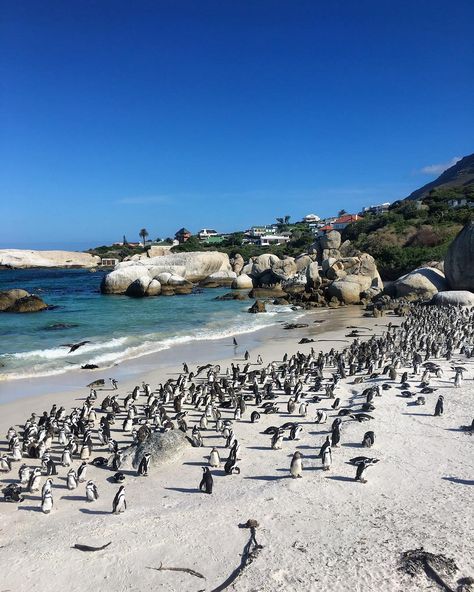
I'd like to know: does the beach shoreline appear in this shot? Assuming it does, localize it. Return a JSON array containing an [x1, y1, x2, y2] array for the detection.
[[1, 304, 472, 592]]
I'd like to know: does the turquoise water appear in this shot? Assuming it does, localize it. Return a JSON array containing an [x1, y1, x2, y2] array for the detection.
[[0, 269, 297, 380]]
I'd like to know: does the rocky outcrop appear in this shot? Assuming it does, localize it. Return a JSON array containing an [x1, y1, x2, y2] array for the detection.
[[200, 270, 237, 287], [326, 280, 361, 305], [0, 290, 49, 313], [0, 249, 100, 269], [248, 300, 266, 313], [231, 274, 254, 290], [390, 266, 447, 299], [120, 430, 191, 470], [431, 291, 474, 307], [146, 245, 173, 258], [231, 253, 245, 275], [444, 221, 474, 291], [101, 251, 232, 295]]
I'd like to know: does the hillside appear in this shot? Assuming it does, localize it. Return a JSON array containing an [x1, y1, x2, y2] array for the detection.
[[405, 153, 474, 201]]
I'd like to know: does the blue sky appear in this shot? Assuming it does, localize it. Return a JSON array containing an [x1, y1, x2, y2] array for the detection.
[[1, 0, 473, 250]]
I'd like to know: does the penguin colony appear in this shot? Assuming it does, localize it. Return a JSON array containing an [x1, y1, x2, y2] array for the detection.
[[1, 303, 473, 513]]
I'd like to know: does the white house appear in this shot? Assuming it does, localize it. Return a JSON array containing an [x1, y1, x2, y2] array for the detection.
[[259, 235, 290, 246], [198, 228, 219, 240], [303, 213, 321, 223]]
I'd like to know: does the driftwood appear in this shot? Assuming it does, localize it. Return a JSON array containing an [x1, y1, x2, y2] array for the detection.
[[73, 542, 112, 552], [210, 520, 263, 592], [147, 564, 205, 579]]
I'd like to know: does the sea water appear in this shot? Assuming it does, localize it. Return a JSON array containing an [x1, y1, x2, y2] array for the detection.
[[0, 269, 300, 380]]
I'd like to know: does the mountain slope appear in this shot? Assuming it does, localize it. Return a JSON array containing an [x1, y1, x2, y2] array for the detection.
[[405, 153, 474, 201]]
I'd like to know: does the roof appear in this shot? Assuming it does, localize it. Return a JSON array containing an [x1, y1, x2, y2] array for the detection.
[[175, 228, 191, 234], [334, 214, 362, 224], [319, 225, 334, 232]]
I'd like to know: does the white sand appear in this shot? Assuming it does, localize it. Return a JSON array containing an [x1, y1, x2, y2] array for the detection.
[[0, 306, 472, 592]]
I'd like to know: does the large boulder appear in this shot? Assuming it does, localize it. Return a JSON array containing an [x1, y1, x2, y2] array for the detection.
[[392, 266, 447, 299], [125, 277, 150, 297], [232, 273, 254, 290], [0, 289, 30, 311], [101, 265, 151, 294], [431, 291, 474, 307], [231, 253, 245, 275], [101, 251, 232, 294], [6, 295, 49, 313], [295, 254, 314, 272], [0, 249, 100, 269], [120, 430, 191, 470], [444, 222, 474, 291], [306, 262, 321, 289], [146, 245, 172, 258], [248, 300, 266, 313], [320, 230, 341, 250], [146, 279, 162, 296], [326, 280, 362, 304], [200, 270, 237, 287], [249, 254, 281, 276], [271, 257, 297, 281]]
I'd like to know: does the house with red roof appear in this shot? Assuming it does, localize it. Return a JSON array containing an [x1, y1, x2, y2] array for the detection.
[[332, 214, 362, 230]]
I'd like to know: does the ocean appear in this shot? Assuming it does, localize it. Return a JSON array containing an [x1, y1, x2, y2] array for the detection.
[[0, 268, 300, 381]]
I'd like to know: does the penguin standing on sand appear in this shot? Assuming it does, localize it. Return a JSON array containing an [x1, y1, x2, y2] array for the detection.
[[209, 447, 221, 468], [290, 451, 303, 478], [355, 460, 372, 483], [67, 468, 78, 490], [362, 431, 375, 448], [322, 445, 332, 471], [112, 486, 126, 513], [41, 490, 54, 514], [271, 430, 284, 450], [331, 424, 341, 448], [199, 467, 213, 494], [77, 461, 88, 483], [315, 410, 327, 424], [86, 480, 99, 502], [137, 453, 151, 476], [250, 411, 261, 423], [28, 468, 42, 493], [19, 464, 30, 484], [61, 448, 72, 467], [434, 395, 444, 417]]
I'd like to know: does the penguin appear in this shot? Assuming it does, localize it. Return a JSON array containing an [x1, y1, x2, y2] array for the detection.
[[77, 461, 88, 483], [209, 447, 221, 468], [61, 448, 72, 467], [250, 411, 261, 423], [331, 398, 341, 410], [290, 451, 303, 478], [199, 414, 208, 430], [271, 430, 284, 450], [319, 436, 331, 458], [199, 467, 213, 494], [41, 490, 54, 514], [137, 453, 151, 476], [67, 468, 78, 490], [289, 424, 303, 441], [299, 402, 308, 417], [28, 467, 42, 492], [315, 410, 327, 424], [331, 425, 341, 448], [19, 463, 31, 484], [362, 431, 375, 448], [224, 449, 240, 475], [86, 480, 99, 502], [46, 457, 58, 476], [355, 460, 372, 483], [434, 395, 444, 417], [41, 477, 53, 499], [112, 485, 127, 513], [322, 445, 332, 471], [0, 455, 11, 472], [287, 398, 296, 414]]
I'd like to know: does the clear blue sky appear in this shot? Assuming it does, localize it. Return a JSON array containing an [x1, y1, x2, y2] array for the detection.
[[1, 0, 473, 249]]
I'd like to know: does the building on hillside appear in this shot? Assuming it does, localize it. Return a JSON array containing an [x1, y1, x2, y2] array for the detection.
[[100, 258, 119, 267], [448, 198, 474, 209], [361, 202, 391, 215], [303, 213, 321, 223], [332, 214, 362, 230], [198, 228, 219, 241], [317, 224, 334, 235], [259, 234, 290, 246], [175, 228, 192, 243], [247, 225, 277, 238]]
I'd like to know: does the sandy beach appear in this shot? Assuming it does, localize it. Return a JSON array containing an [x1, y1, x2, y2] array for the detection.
[[1, 305, 473, 592]]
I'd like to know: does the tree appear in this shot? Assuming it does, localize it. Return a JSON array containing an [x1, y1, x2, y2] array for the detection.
[[139, 228, 149, 247], [338, 209, 347, 217], [284, 215, 291, 224], [276, 217, 284, 225], [123, 235, 128, 245]]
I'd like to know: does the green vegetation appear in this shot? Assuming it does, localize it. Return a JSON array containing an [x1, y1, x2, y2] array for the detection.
[[87, 244, 146, 260], [343, 186, 473, 279], [171, 224, 315, 260]]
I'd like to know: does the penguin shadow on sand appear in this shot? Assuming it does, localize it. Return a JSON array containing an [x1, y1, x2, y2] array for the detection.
[[163, 486, 201, 494], [80, 508, 111, 515], [401, 411, 434, 417], [442, 476, 474, 486], [325, 475, 355, 483], [244, 474, 287, 481], [61, 495, 86, 502]]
